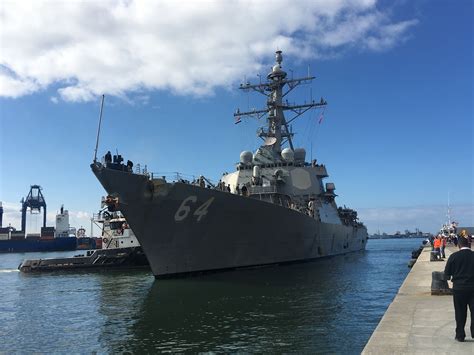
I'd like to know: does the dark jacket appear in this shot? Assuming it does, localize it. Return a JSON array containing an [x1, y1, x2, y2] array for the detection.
[[444, 248, 474, 290]]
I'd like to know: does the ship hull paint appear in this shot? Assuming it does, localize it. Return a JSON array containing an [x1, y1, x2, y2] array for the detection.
[[0, 237, 78, 253], [92, 164, 368, 277]]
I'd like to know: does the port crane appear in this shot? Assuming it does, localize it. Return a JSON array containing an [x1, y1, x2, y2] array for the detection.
[[20, 185, 47, 233]]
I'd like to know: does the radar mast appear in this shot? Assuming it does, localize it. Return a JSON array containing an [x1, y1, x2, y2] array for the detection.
[[234, 50, 327, 156]]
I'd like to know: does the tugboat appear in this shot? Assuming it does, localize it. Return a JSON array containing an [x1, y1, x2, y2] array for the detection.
[[18, 206, 148, 273], [91, 50, 368, 278], [97, 209, 141, 250]]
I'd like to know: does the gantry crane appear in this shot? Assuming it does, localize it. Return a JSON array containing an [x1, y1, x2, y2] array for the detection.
[[20, 185, 47, 233]]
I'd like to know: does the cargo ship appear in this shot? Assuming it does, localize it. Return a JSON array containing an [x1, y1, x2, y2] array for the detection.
[[0, 186, 77, 253], [76, 227, 103, 250]]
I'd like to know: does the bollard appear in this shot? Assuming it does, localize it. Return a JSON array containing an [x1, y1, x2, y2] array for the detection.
[[430, 251, 441, 262], [431, 271, 451, 295]]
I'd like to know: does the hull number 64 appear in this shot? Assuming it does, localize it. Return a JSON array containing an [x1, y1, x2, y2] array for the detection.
[[174, 196, 215, 222]]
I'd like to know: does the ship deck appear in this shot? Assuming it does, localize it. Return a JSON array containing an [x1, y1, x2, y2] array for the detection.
[[362, 245, 474, 354]]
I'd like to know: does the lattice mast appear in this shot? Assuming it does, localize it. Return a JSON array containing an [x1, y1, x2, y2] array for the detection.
[[234, 50, 327, 155]]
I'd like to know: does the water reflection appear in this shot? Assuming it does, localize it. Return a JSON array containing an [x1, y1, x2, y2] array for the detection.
[[107, 251, 376, 353]]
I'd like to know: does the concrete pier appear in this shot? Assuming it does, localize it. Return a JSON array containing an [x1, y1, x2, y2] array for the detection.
[[363, 246, 474, 354]]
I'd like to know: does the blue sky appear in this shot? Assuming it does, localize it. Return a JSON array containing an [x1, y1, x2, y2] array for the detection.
[[0, 0, 472, 235]]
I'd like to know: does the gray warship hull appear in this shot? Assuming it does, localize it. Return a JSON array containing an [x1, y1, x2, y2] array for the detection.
[[92, 163, 368, 278]]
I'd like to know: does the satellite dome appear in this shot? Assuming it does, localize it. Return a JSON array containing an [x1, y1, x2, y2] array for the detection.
[[240, 151, 253, 164], [281, 148, 294, 162]]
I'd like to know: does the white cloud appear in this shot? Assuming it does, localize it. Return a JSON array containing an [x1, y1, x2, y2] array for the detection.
[[0, 0, 417, 102], [0, 71, 40, 98], [364, 19, 418, 51]]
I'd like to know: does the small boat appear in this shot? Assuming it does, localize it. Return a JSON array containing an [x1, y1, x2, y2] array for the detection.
[[18, 206, 149, 273]]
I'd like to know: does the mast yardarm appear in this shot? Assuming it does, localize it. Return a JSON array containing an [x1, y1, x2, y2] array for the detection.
[[234, 50, 327, 154]]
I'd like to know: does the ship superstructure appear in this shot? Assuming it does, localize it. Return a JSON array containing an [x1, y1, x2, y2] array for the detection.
[[92, 206, 141, 249], [91, 51, 368, 278]]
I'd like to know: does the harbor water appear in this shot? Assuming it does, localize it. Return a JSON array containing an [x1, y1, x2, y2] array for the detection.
[[0, 239, 422, 353]]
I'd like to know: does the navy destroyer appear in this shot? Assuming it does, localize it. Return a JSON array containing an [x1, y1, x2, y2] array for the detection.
[[91, 51, 368, 278]]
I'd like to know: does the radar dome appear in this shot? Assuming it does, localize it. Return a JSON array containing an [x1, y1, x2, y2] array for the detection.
[[240, 151, 253, 164], [281, 148, 294, 162], [294, 148, 306, 162]]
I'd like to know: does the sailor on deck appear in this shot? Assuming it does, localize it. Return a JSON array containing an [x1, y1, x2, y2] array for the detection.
[[105, 151, 112, 165]]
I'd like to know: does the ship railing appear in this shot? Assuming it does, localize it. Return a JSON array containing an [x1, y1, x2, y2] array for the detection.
[[248, 185, 278, 195], [148, 171, 196, 182], [148, 171, 219, 186], [92, 213, 104, 222]]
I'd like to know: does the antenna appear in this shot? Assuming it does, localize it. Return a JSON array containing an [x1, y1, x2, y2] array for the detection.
[[447, 190, 451, 224], [93, 95, 105, 163], [234, 51, 324, 152]]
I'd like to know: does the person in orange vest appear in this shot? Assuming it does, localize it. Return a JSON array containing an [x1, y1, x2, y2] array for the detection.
[[433, 236, 442, 259]]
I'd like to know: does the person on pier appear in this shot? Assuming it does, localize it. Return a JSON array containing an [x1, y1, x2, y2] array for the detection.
[[444, 231, 474, 342]]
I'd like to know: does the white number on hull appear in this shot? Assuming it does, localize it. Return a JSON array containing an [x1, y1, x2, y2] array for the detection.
[[194, 197, 214, 222], [174, 196, 197, 221], [174, 196, 214, 222]]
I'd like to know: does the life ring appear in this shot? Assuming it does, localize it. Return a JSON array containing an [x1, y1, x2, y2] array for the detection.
[[103, 238, 108, 244]]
